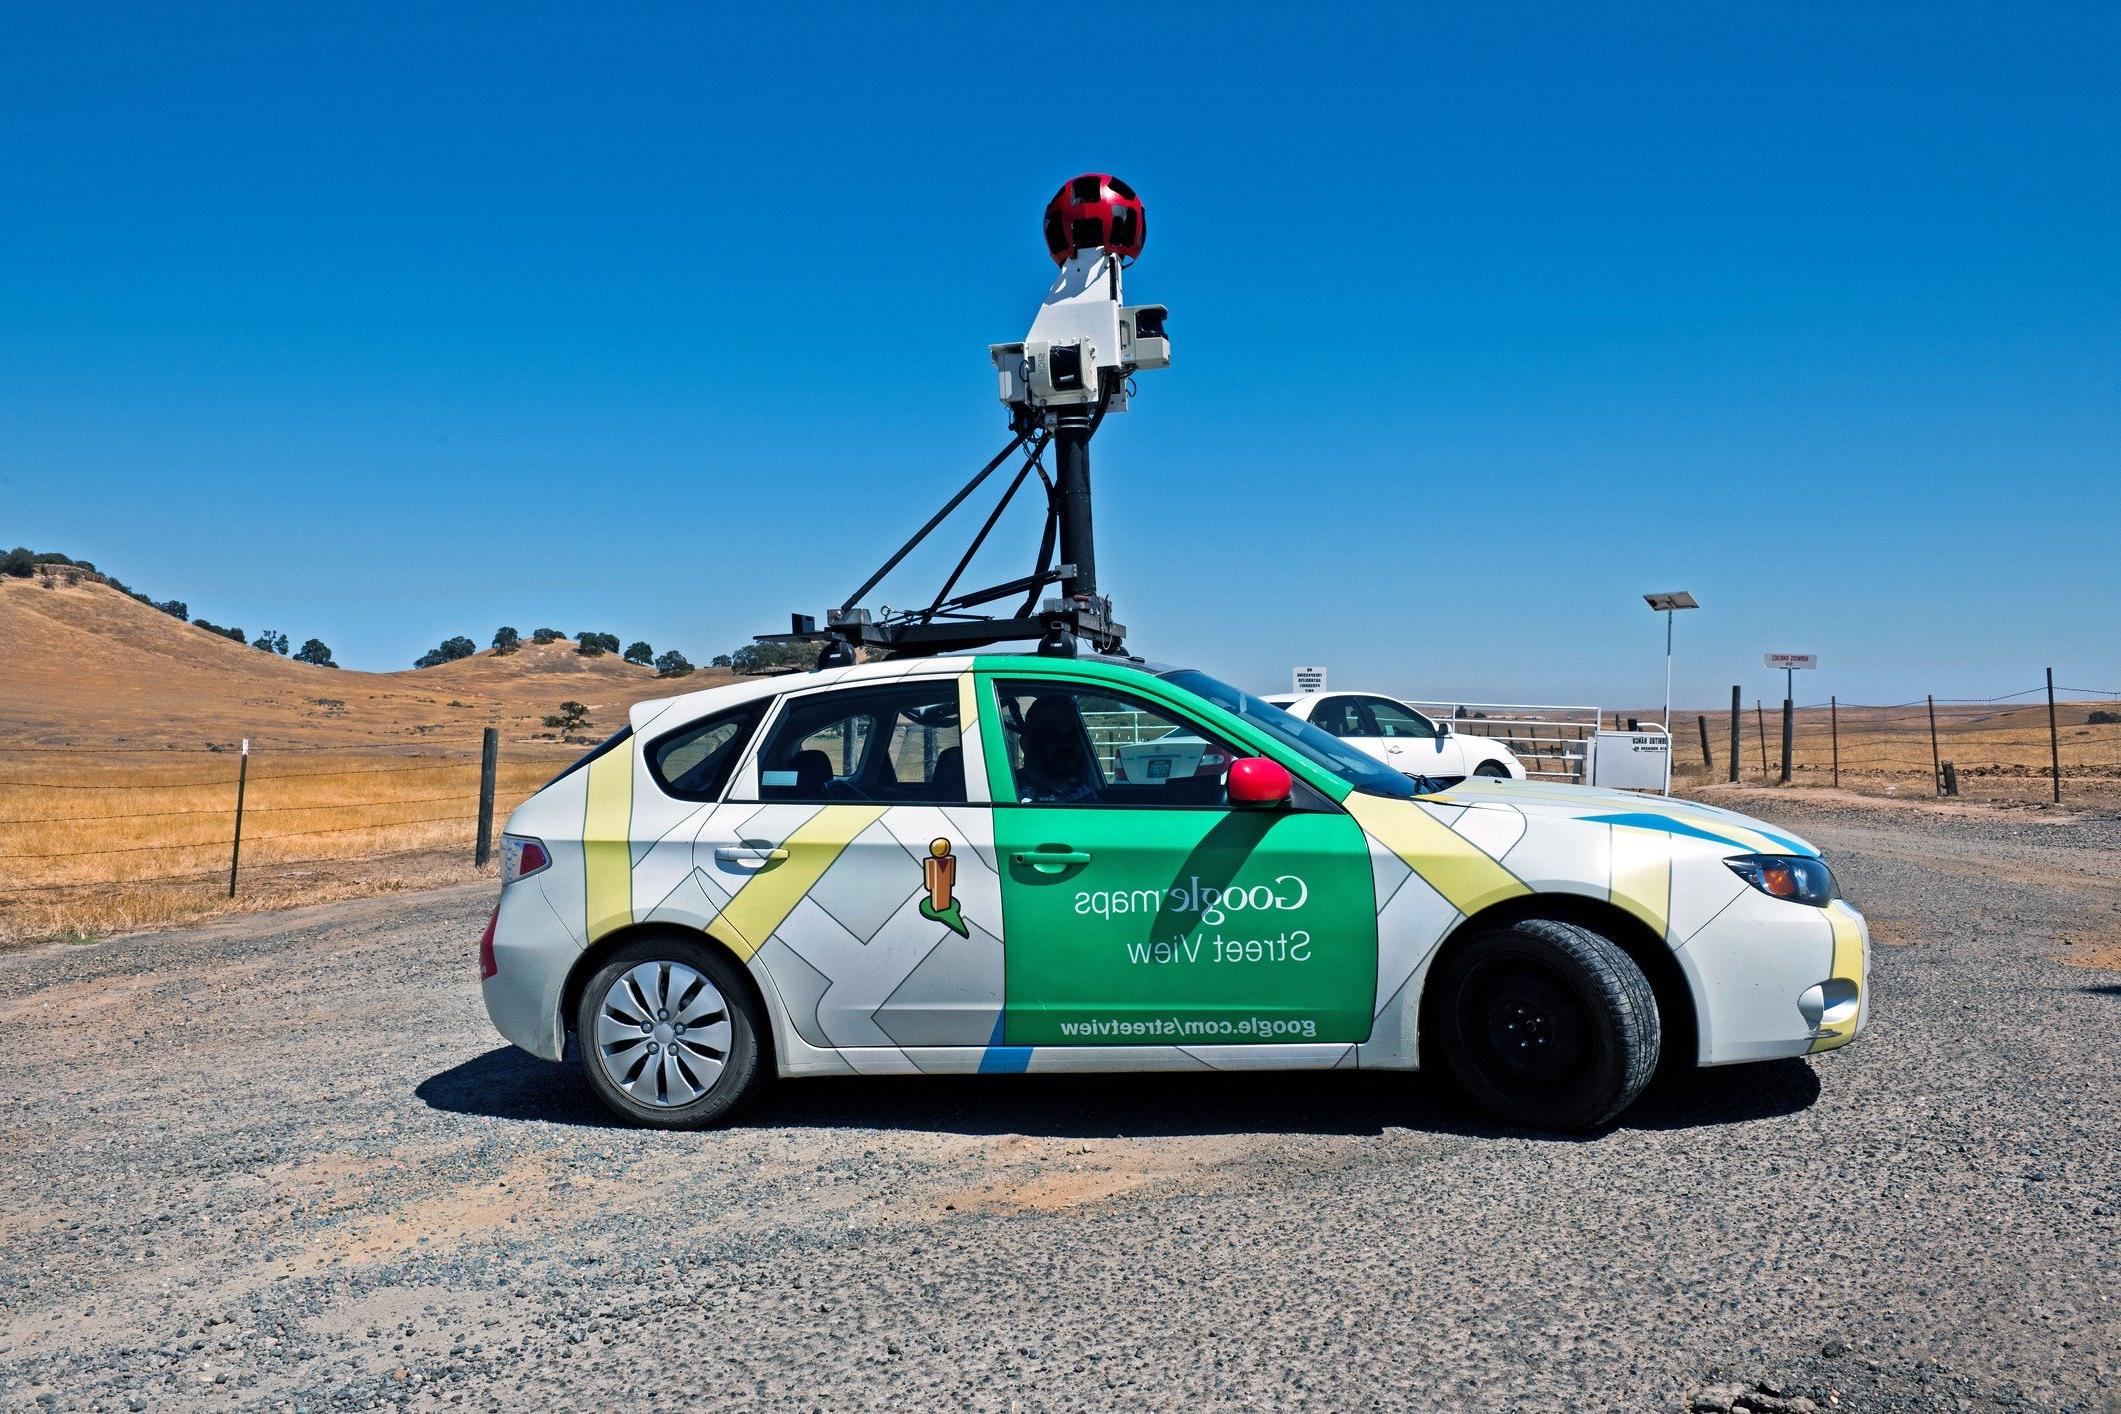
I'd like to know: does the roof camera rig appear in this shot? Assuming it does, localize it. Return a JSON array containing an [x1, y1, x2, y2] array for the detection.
[[763, 174, 1170, 668]]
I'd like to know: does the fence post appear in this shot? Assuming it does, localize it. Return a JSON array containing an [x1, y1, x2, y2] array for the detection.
[[1728, 685, 1740, 783], [1927, 695, 1942, 796], [1697, 714, 1713, 772], [1831, 695, 1840, 789], [2046, 668, 2062, 805], [1756, 700, 1769, 779], [227, 738, 250, 898], [475, 727, 500, 868], [1942, 761, 1959, 797], [1780, 696, 1794, 784]]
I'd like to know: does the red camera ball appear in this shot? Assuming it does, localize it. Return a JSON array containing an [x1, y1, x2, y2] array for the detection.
[[1043, 173, 1146, 265]]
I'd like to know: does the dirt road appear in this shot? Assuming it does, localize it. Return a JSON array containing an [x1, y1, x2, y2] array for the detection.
[[2, 794, 2116, 1411]]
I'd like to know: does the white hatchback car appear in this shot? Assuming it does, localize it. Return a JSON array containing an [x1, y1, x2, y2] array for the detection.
[[1264, 692, 1526, 787]]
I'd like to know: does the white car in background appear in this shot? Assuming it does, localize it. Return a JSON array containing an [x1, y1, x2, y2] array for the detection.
[[1262, 691, 1526, 786]]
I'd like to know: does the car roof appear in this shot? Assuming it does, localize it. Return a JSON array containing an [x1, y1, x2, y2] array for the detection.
[[626, 649, 1187, 739]]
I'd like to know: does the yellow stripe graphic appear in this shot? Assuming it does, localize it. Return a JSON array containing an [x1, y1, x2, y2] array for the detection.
[[1809, 901, 1867, 1053], [583, 745, 635, 942], [1609, 825, 1673, 939], [709, 805, 888, 960], [1345, 795, 1529, 915]]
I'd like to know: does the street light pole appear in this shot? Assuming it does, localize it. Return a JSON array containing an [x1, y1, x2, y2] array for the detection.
[[1643, 592, 1699, 796]]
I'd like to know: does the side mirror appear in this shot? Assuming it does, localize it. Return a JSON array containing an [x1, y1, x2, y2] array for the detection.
[[1436, 719, 1453, 737], [1228, 757, 1294, 808]]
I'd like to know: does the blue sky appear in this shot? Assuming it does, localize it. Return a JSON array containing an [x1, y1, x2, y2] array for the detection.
[[3, 3, 2115, 707]]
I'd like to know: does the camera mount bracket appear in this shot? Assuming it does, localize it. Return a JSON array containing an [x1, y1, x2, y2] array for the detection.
[[763, 175, 1168, 664]]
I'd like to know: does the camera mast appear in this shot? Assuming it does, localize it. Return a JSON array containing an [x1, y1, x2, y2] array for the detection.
[[766, 174, 1170, 667]]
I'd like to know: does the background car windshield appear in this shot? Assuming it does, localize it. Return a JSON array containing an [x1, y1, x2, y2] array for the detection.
[[1158, 670, 1416, 798]]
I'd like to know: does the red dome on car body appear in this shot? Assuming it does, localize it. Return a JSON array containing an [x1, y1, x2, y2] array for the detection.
[[1043, 173, 1146, 265]]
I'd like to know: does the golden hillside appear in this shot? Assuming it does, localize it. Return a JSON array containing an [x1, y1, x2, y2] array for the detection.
[[0, 575, 736, 751]]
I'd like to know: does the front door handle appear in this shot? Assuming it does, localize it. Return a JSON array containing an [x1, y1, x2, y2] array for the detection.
[[715, 846, 790, 864], [1012, 848, 1091, 874]]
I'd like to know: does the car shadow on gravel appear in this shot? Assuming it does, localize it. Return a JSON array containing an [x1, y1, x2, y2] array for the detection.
[[418, 1046, 1819, 1139]]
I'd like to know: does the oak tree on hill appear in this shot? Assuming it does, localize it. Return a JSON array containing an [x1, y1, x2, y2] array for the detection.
[[295, 638, 338, 667], [575, 631, 620, 657], [413, 635, 477, 668], [654, 649, 693, 678], [252, 630, 289, 655], [531, 627, 562, 644], [623, 641, 654, 666], [492, 626, 521, 655]]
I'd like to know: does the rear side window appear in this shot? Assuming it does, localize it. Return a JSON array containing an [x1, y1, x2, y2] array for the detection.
[[647, 702, 768, 802]]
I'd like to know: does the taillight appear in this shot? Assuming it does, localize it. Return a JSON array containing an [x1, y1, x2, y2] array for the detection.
[[477, 905, 499, 980], [501, 834, 549, 883]]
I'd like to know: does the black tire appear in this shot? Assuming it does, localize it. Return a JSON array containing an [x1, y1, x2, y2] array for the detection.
[[1433, 918, 1659, 1130], [573, 935, 766, 1129], [1472, 760, 1512, 779]]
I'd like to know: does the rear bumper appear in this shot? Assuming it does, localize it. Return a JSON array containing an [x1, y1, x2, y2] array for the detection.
[[480, 880, 578, 1061]]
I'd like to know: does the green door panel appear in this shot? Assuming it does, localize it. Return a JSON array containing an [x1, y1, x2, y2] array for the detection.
[[993, 805, 1377, 1046]]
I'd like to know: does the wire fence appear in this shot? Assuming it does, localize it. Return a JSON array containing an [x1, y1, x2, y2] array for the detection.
[[0, 732, 584, 937], [1674, 672, 2121, 805]]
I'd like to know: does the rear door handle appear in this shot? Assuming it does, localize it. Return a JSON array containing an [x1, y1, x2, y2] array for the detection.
[[1012, 848, 1091, 874], [715, 846, 789, 863]]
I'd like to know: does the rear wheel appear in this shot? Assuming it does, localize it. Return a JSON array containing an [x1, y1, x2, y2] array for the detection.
[[1472, 759, 1511, 778], [1434, 918, 1658, 1130], [574, 936, 765, 1129]]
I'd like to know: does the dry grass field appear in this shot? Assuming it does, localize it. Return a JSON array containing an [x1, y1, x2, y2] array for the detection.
[[1670, 697, 2121, 806], [1, 576, 736, 943]]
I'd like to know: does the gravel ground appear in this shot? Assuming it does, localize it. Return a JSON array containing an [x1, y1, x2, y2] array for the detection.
[[1, 792, 2116, 1412]]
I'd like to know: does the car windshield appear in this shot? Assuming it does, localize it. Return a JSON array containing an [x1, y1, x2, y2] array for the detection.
[[1158, 669, 1417, 799]]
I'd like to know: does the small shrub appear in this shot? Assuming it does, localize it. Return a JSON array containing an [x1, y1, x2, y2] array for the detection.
[[2090, 710, 2121, 726], [543, 700, 591, 732], [154, 598, 190, 620]]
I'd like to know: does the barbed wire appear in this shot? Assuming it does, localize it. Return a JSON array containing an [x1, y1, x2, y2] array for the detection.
[[0, 792, 482, 826], [0, 812, 480, 860], [0, 841, 485, 896]]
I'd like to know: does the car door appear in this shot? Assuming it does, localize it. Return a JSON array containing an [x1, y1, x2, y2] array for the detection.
[[982, 673, 1377, 1048], [695, 670, 1005, 1054], [1358, 696, 1460, 778]]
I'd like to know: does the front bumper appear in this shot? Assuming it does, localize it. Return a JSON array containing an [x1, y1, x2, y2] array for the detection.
[[1684, 893, 1870, 1065]]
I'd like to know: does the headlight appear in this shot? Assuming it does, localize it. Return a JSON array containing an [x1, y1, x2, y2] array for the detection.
[[1726, 854, 1835, 907]]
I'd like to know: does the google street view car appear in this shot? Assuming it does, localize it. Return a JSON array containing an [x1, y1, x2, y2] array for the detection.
[[480, 653, 1867, 1132]]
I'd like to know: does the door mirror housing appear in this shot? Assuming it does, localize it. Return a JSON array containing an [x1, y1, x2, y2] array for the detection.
[[1227, 757, 1294, 808], [1435, 718, 1453, 737]]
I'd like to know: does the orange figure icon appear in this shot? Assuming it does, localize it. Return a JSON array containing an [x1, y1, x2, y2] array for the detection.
[[919, 837, 967, 936]]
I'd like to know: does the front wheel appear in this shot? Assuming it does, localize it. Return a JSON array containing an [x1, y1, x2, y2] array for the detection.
[[574, 936, 766, 1129], [1433, 918, 1659, 1130], [1472, 759, 1512, 779]]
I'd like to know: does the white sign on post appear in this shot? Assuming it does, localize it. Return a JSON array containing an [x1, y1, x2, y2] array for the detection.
[[1292, 666, 1327, 694], [1763, 653, 1818, 671]]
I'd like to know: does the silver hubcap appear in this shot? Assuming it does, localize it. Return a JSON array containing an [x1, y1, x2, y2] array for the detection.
[[595, 961, 732, 1108]]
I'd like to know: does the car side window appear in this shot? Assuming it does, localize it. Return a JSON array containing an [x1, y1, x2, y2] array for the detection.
[[993, 680, 1238, 808], [1361, 697, 1438, 740], [751, 680, 967, 804], [1312, 696, 1379, 738], [646, 702, 768, 801]]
